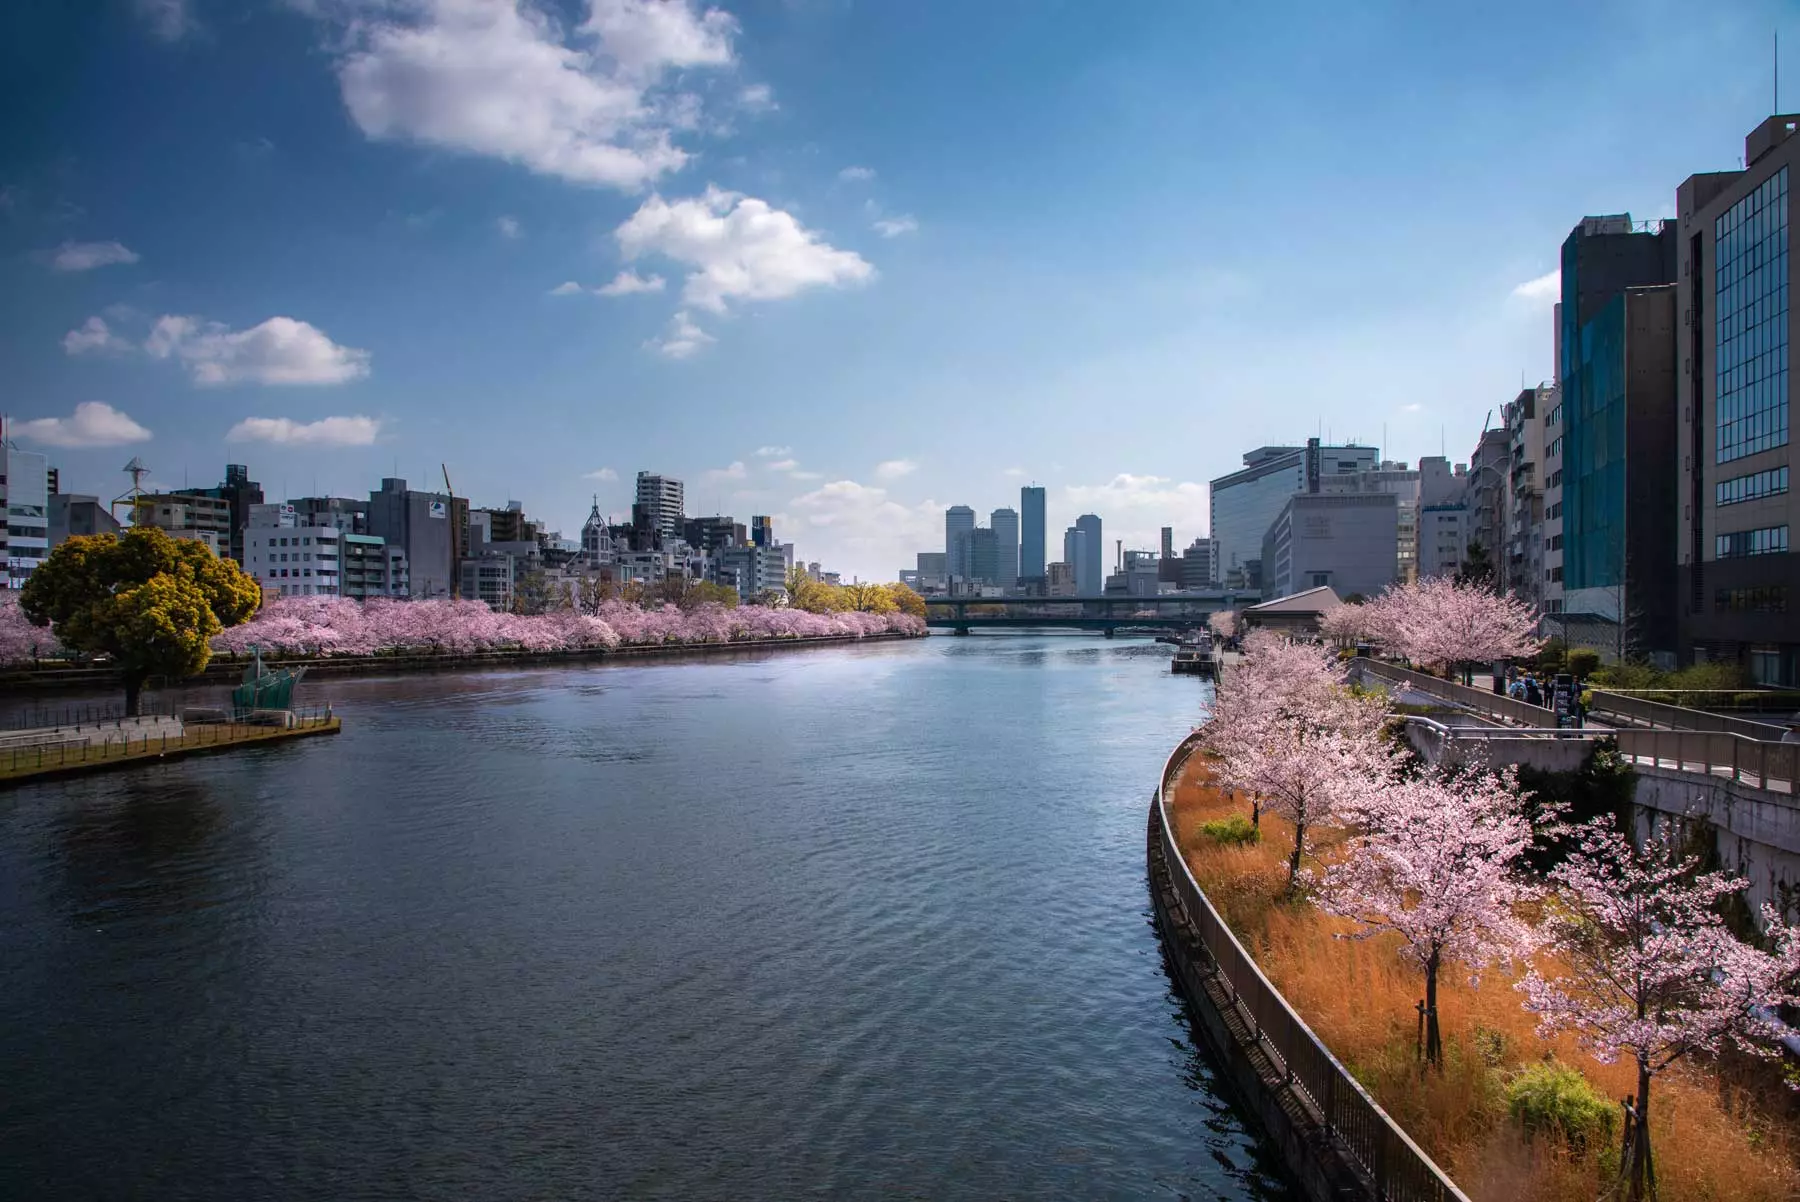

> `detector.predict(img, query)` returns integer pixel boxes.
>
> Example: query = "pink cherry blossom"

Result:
[1318,766,1542,1065]
[1519,817,1800,1200]
[1361,576,1540,676]
[0,593,63,663]
[1207,609,1238,639]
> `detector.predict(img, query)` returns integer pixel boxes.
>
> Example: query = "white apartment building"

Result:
[245,503,342,598]
[0,441,51,588]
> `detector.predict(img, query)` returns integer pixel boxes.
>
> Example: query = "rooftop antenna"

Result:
[1777,29,1781,115]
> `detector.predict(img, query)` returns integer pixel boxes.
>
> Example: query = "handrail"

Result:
[1586,690,1785,741]
[1350,658,1554,728]
[1155,728,1469,1202]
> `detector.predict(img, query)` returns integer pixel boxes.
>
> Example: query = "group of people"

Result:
[1506,668,1586,726]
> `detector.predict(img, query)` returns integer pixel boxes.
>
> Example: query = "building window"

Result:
[1715,165,1790,463]
[1715,586,1788,613]
[1716,465,1789,506]
[1749,647,1789,686]
[1714,524,1789,558]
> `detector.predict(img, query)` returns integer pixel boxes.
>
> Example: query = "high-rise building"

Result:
[244,503,343,598]
[367,477,468,599]
[1557,213,1680,661]
[635,472,685,542]
[1046,561,1076,596]
[1071,513,1102,594]
[968,526,999,585]
[915,551,948,593]
[1019,485,1046,584]
[945,505,975,580]
[1501,385,1555,613]
[0,440,50,588]
[1209,441,1379,587]
[750,515,774,548]
[685,515,746,553]
[1179,537,1215,589]
[990,507,1019,589]
[1676,116,1800,684]
[1467,428,1512,578]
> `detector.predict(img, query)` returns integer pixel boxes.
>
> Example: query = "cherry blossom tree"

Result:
[1319,766,1542,1066]
[1207,609,1238,640]
[0,593,63,664]
[1520,817,1800,1201]
[1204,630,1396,892]
[1368,576,1539,682]
[1317,601,1375,646]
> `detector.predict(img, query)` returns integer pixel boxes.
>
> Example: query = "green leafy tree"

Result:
[884,581,926,619]
[1455,540,1496,590]
[20,528,261,713]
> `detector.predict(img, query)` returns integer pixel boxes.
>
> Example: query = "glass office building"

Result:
[1207,442,1377,588]
[1715,166,1789,463]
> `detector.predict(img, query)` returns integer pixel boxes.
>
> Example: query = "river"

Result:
[0,633,1289,1200]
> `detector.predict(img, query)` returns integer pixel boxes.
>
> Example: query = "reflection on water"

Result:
[0,633,1289,1200]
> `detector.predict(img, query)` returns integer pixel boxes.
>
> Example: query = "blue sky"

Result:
[1,0,1791,580]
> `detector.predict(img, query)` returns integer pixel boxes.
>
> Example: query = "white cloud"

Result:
[872,215,917,238]
[226,415,383,446]
[497,215,522,239]
[1511,268,1560,304]
[596,268,666,296]
[1399,402,1424,414]
[583,466,619,481]
[766,458,798,471]
[837,165,875,182]
[133,0,194,41]
[754,445,791,457]
[549,280,585,295]
[1060,474,1212,556]
[330,0,735,192]
[646,310,714,358]
[787,469,822,481]
[784,478,941,581]
[704,459,747,481]
[1002,467,1026,478]
[873,458,917,480]
[615,186,874,312]
[62,316,133,355]
[52,240,139,272]
[10,402,152,448]
[145,315,371,385]
[738,83,775,111]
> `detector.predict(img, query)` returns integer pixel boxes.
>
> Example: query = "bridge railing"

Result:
[1587,690,1785,741]
[1351,658,1553,727]
[1154,730,1468,1202]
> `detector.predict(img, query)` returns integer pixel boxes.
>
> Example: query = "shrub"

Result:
[1507,1060,1617,1151]
[1200,815,1261,845]
[1566,649,1601,678]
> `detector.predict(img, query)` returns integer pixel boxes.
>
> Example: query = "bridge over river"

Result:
[924,592,1253,635]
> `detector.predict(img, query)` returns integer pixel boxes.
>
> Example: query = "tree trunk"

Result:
[1286,820,1305,895]
[1423,950,1443,1068]
[1624,1062,1656,1201]
[123,672,144,717]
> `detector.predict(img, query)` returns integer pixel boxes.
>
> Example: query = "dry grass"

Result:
[1166,755,1800,1202]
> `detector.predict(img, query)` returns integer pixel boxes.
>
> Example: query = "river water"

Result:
[0,633,1289,1200]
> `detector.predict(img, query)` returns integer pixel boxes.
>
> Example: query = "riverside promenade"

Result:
[0,709,340,787]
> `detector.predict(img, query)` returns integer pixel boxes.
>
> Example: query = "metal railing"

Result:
[1352,658,1553,727]
[0,707,337,780]
[1154,730,1468,1202]
[1612,727,1797,794]
[1,699,177,732]
[1587,690,1786,741]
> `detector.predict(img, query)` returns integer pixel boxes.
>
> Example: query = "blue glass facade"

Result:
[1563,295,1627,592]
[1715,165,1790,463]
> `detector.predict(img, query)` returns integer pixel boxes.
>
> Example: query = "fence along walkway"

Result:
[1152,729,1468,1202]
[0,707,339,783]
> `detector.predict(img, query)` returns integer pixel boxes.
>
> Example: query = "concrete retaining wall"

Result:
[1632,767,1800,919]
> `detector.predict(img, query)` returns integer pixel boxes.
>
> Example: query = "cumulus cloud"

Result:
[837,166,874,182]
[785,478,941,581]
[1511,268,1560,304]
[787,469,822,481]
[872,215,917,238]
[145,315,371,385]
[645,310,714,359]
[615,186,873,312]
[1002,467,1026,478]
[548,280,586,295]
[584,466,619,481]
[704,460,747,481]
[51,240,139,271]
[1061,474,1211,555]
[497,215,522,238]
[9,402,152,448]
[754,445,791,457]
[766,458,798,471]
[873,458,917,480]
[226,415,383,446]
[62,316,133,355]
[596,268,666,296]
[329,0,736,192]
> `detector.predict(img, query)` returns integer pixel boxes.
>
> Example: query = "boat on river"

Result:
[1170,631,1215,677]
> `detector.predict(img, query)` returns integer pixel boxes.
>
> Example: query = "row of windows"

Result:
[1716,586,1788,613]
[1715,525,1789,558]
[1716,165,1791,465]
[250,534,338,548]
[1717,466,1790,507]
[263,567,343,579]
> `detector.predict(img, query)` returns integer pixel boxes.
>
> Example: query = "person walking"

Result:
[1782,721,1800,745]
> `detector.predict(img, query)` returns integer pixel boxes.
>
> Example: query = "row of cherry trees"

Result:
[0,592,923,664]
[1319,575,1541,677]
[1201,629,1800,1201]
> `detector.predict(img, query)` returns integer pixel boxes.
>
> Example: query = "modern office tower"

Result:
[367,477,468,599]
[1557,213,1680,661]
[1071,513,1103,594]
[1180,537,1216,589]
[915,551,948,592]
[1676,116,1800,683]
[968,526,999,585]
[0,440,50,588]
[1019,485,1046,584]
[990,507,1019,589]
[1062,526,1086,591]
[1261,491,1400,601]
[174,463,264,564]
[1160,527,1174,559]
[1209,441,1379,588]
[945,505,975,580]
[634,472,685,542]
[750,515,774,548]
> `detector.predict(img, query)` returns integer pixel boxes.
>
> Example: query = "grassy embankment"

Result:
[1165,754,1800,1202]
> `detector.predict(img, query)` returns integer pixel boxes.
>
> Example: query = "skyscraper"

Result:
[1063,525,1088,592]
[990,507,1019,590]
[634,472,685,542]
[1073,513,1102,594]
[945,505,975,580]
[1019,485,1046,584]
[1209,442,1379,587]
[968,527,999,584]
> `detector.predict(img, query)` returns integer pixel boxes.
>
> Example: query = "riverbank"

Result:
[0,630,924,696]
[0,713,340,786]
[1161,746,1799,1202]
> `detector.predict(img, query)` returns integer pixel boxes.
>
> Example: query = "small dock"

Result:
[1169,631,1217,678]
[0,710,340,786]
